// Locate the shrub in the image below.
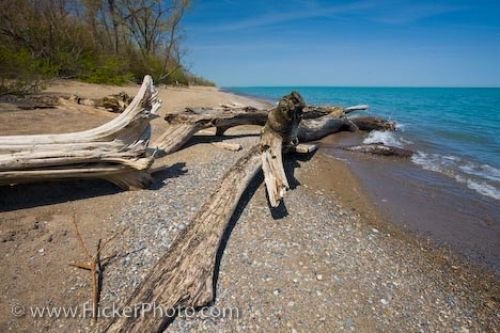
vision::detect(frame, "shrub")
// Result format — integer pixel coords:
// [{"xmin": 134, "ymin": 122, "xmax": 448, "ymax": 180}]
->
[
  {"xmin": 0, "ymin": 46, "xmax": 50, "ymax": 95},
  {"xmin": 80, "ymin": 55, "xmax": 134, "ymax": 86}
]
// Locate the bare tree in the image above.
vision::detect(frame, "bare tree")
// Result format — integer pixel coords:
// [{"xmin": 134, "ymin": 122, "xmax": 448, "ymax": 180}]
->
[{"xmin": 160, "ymin": 0, "xmax": 189, "ymax": 80}]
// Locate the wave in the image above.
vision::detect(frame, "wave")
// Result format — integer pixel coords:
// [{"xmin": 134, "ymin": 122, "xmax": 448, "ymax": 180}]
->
[
  {"xmin": 363, "ymin": 130, "xmax": 405, "ymax": 147},
  {"xmin": 459, "ymin": 163, "xmax": 500, "ymax": 183},
  {"xmin": 395, "ymin": 123, "xmax": 407, "ymax": 132},
  {"xmin": 465, "ymin": 180, "xmax": 500, "ymax": 201},
  {"xmin": 411, "ymin": 152, "xmax": 500, "ymax": 200}
]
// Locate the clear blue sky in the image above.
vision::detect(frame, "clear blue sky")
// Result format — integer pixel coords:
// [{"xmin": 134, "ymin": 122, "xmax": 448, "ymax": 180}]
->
[{"xmin": 182, "ymin": 0, "xmax": 500, "ymax": 87}]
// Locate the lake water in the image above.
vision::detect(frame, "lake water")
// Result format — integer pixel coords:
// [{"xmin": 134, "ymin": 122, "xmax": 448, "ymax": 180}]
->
[{"xmin": 227, "ymin": 87, "xmax": 500, "ymax": 201}]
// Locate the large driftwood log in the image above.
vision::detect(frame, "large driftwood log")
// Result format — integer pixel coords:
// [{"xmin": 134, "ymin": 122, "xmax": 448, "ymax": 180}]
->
[
  {"xmin": 154, "ymin": 104, "xmax": 375, "ymax": 155},
  {"xmin": 0, "ymin": 76, "xmax": 160, "ymax": 189},
  {"xmin": 154, "ymin": 107, "xmax": 267, "ymax": 154},
  {"xmin": 298, "ymin": 114, "xmax": 395, "ymax": 142},
  {"xmin": 102, "ymin": 92, "xmax": 305, "ymax": 333}
]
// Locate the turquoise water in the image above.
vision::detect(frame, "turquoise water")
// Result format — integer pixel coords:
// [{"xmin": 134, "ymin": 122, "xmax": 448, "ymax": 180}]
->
[{"xmin": 226, "ymin": 87, "xmax": 500, "ymax": 200}]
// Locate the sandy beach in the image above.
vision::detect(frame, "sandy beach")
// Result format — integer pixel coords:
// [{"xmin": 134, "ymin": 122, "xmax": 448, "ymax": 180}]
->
[{"xmin": 0, "ymin": 82, "xmax": 499, "ymax": 332}]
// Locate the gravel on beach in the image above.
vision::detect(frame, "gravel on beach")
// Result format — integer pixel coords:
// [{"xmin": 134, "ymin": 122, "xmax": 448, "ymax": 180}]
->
[{"xmin": 81, "ymin": 132, "xmax": 500, "ymax": 333}]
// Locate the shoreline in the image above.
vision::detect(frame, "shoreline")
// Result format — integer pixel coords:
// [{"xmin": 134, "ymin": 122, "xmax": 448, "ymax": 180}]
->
[
  {"xmin": 312, "ymin": 149, "xmax": 499, "ymax": 281},
  {"xmin": 322, "ymin": 131, "xmax": 500, "ymax": 276},
  {"xmin": 224, "ymin": 87, "xmax": 500, "ymax": 277}
]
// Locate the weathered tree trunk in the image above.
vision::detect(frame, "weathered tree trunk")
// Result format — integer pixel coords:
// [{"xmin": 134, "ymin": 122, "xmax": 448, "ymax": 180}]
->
[
  {"xmin": 298, "ymin": 115, "xmax": 395, "ymax": 142},
  {"xmin": 298, "ymin": 115, "xmax": 355, "ymax": 141},
  {"xmin": 154, "ymin": 104, "xmax": 372, "ymax": 155},
  {"xmin": 102, "ymin": 92, "xmax": 305, "ymax": 333},
  {"xmin": 0, "ymin": 76, "xmax": 160, "ymax": 189},
  {"xmin": 153, "ymin": 107, "xmax": 268, "ymax": 154},
  {"xmin": 260, "ymin": 92, "xmax": 304, "ymax": 206}
]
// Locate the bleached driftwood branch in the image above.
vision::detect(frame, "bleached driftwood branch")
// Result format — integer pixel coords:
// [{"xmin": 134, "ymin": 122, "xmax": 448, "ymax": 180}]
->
[
  {"xmin": 153, "ymin": 106, "xmax": 267, "ymax": 154},
  {"xmin": 0, "ymin": 75, "xmax": 160, "ymax": 189}
]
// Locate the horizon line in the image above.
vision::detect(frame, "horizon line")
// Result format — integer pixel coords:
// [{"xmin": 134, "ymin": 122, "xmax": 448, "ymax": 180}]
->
[{"xmin": 221, "ymin": 85, "xmax": 500, "ymax": 89}]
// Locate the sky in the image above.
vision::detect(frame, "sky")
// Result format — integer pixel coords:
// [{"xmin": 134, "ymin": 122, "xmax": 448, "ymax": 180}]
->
[{"xmin": 181, "ymin": 0, "xmax": 500, "ymax": 87}]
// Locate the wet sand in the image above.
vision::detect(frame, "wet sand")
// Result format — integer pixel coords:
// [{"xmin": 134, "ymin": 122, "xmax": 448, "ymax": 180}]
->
[{"xmin": 320, "ymin": 132, "xmax": 500, "ymax": 276}]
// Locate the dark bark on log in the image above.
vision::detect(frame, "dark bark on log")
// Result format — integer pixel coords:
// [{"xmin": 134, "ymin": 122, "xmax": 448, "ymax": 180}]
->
[
  {"xmin": 351, "ymin": 116, "xmax": 396, "ymax": 131},
  {"xmin": 70, "ymin": 92, "xmax": 133, "ymax": 113},
  {"xmin": 302, "ymin": 104, "xmax": 368, "ymax": 119},
  {"xmin": 260, "ymin": 92, "xmax": 304, "ymax": 206},
  {"xmin": 102, "ymin": 92, "xmax": 305, "ymax": 333},
  {"xmin": 341, "ymin": 143, "xmax": 413, "ymax": 158}
]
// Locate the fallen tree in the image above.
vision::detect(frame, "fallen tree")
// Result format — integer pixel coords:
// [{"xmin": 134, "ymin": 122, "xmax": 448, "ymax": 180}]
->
[
  {"xmin": 153, "ymin": 103, "xmax": 393, "ymax": 155},
  {"xmin": 0, "ymin": 76, "xmax": 160, "ymax": 189}
]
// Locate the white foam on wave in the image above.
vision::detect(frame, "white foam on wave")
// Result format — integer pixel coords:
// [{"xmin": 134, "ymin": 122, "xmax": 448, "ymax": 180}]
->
[
  {"xmin": 465, "ymin": 180, "xmax": 500, "ymax": 200},
  {"xmin": 411, "ymin": 151, "xmax": 500, "ymax": 201},
  {"xmin": 395, "ymin": 123, "xmax": 407, "ymax": 131},
  {"xmin": 459, "ymin": 163, "xmax": 500, "ymax": 183},
  {"xmin": 363, "ymin": 130, "xmax": 404, "ymax": 147}
]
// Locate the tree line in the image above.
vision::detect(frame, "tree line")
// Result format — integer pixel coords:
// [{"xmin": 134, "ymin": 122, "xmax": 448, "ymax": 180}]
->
[{"xmin": 0, "ymin": 0, "xmax": 214, "ymax": 95}]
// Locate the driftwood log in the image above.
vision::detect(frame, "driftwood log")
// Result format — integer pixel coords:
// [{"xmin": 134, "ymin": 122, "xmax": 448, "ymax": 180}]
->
[
  {"xmin": 0, "ymin": 92, "xmax": 133, "ymax": 113},
  {"xmin": 350, "ymin": 116, "xmax": 396, "ymax": 131},
  {"xmin": 153, "ymin": 103, "xmax": 393, "ymax": 155},
  {"xmin": 102, "ymin": 92, "xmax": 307, "ymax": 333},
  {"xmin": 154, "ymin": 106, "xmax": 267, "ymax": 154},
  {"xmin": 0, "ymin": 76, "xmax": 160, "ymax": 189},
  {"xmin": 341, "ymin": 143, "xmax": 413, "ymax": 158},
  {"xmin": 70, "ymin": 91, "xmax": 133, "ymax": 113}
]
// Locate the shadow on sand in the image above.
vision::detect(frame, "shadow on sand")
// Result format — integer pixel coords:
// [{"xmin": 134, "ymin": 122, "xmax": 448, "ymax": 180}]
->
[
  {"xmin": 211, "ymin": 148, "xmax": 318, "ymax": 301},
  {"xmin": 0, "ymin": 162, "xmax": 188, "ymax": 212}
]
